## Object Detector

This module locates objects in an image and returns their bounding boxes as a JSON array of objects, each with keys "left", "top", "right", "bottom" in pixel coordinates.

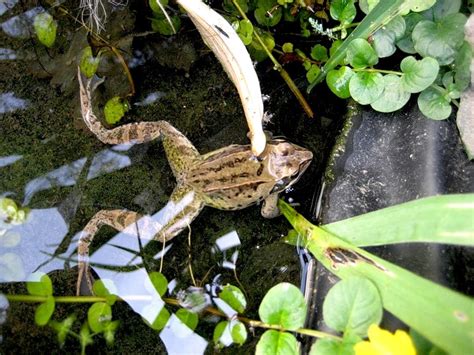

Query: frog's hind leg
[
  {"left": 77, "top": 209, "right": 157, "bottom": 295},
  {"left": 78, "top": 68, "right": 199, "bottom": 177}
]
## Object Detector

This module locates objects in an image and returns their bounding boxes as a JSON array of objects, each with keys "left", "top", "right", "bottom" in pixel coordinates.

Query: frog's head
[{"left": 266, "top": 139, "right": 313, "bottom": 191}]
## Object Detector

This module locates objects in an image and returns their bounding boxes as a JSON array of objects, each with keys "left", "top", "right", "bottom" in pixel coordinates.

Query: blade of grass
[{"left": 279, "top": 200, "right": 474, "bottom": 355}]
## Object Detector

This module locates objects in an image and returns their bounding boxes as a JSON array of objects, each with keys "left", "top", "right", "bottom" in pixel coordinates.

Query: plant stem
[{"left": 231, "top": 0, "right": 314, "bottom": 118}]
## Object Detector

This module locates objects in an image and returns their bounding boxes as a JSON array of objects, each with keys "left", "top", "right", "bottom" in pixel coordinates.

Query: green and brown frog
[{"left": 76, "top": 69, "right": 312, "bottom": 294}]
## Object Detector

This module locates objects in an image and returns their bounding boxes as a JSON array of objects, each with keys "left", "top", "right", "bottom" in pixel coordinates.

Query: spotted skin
[{"left": 76, "top": 68, "right": 312, "bottom": 295}]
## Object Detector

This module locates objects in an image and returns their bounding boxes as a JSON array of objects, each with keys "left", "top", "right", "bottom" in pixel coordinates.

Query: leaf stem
[{"left": 231, "top": 0, "right": 314, "bottom": 118}]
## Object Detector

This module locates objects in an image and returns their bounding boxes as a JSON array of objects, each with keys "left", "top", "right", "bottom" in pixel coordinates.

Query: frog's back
[{"left": 185, "top": 145, "right": 275, "bottom": 210}]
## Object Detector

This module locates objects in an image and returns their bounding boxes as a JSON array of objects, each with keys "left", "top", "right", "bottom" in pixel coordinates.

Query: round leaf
[
  {"left": 93, "top": 279, "right": 117, "bottom": 305},
  {"left": 35, "top": 296, "right": 55, "bottom": 326},
  {"left": 27, "top": 272, "right": 53, "bottom": 296},
  {"left": 254, "top": 6, "right": 282, "bottom": 27},
  {"left": 104, "top": 97, "right": 129, "bottom": 125},
  {"left": 176, "top": 308, "right": 198, "bottom": 331},
  {"left": 145, "top": 306, "right": 170, "bottom": 331},
  {"left": 370, "top": 74, "right": 411, "bottom": 112},
  {"left": 258, "top": 282, "right": 306, "bottom": 330},
  {"left": 282, "top": 42, "right": 293, "bottom": 53},
  {"left": 87, "top": 302, "right": 112, "bottom": 333},
  {"left": 326, "top": 66, "right": 353, "bottom": 99},
  {"left": 323, "top": 277, "right": 382, "bottom": 337},
  {"left": 349, "top": 71, "right": 384, "bottom": 105},
  {"left": 235, "top": 19, "right": 253, "bottom": 45},
  {"left": 346, "top": 38, "right": 378, "bottom": 68},
  {"left": 396, "top": 13, "right": 423, "bottom": 54},
  {"left": 372, "top": 16, "right": 406, "bottom": 58},
  {"left": 309, "top": 338, "right": 355, "bottom": 355},
  {"left": 330, "top": 0, "right": 356, "bottom": 25},
  {"left": 231, "top": 321, "right": 247, "bottom": 345},
  {"left": 417, "top": 87, "right": 452, "bottom": 120},
  {"left": 219, "top": 284, "right": 247, "bottom": 314},
  {"left": 213, "top": 320, "right": 229, "bottom": 345},
  {"left": 310, "top": 44, "right": 328, "bottom": 62},
  {"left": 256, "top": 330, "right": 298, "bottom": 355},
  {"left": 148, "top": 271, "right": 168, "bottom": 297},
  {"left": 412, "top": 14, "right": 467, "bottom": 65},
  {"left": 33, "top": 12, "right": 57, "bottom": 48},
  {"left": 400, "top": 56, "right": 439, "bottom": 93},
  {"left": 80, "top": 47, "right": 101, "bottom": 78},
  {"left": 306, "top": 65, "right": 321, "bottom": 84}
]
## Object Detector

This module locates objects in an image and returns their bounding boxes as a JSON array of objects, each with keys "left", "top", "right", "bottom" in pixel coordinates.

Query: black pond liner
[{"left": 300, "top": 99, "right": 474, "bottom": 352}]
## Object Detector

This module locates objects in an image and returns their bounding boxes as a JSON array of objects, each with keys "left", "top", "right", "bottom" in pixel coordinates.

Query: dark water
[{"left": 0, "top": 1, "right": 343, "bottom": 353}]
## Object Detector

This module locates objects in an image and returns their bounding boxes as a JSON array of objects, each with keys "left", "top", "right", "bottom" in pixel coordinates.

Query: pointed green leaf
[
  {"left": 80, "top": 322, "right": 94, "bottom": 349},
  {"left": 418, "top": 86, "right": 452, "bottom": 120},
  {"left": 370, "top": 74, "right": 411, "bottom": 112},
  {"left": 346, "top": 38, "right": 378, "bottom": 68},
  {"left": 35, "top": 296, "right": 55, "bottom": 326},
  {"left": 349, "top": 71, "right": 384, "bottom": 105},
  {"left": 176, "top": 308, "right": 198, "bottom": 331},
  {"left": 326, "top": 66, "right": 353, "bottom": 99},
  {"left": 33, "top": 12, "right": 57, "bottom": 48},
  {"left": 256, "top": 330, "right": 298, "bottom": 355},
  {"left": 259, "top": 282, "right": 306, "bottom": 330},
  {"left": 27, "top": 272, "right": 53, "bottom": 296},
  {"left": 323, "top": 278, "right": 382, "bottom": 336},
  {"left": 50, "top": 314, "right": 76, "bottom": 346},
  {"left": 88, "top": 302, "right": 112, "bottom": 333}
]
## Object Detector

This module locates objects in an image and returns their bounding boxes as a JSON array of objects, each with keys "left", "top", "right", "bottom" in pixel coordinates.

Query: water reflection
[
  {"left": 0, "top": 92, "right": 29, "bottom": 114},
  {"left": 0, "top": 155, "right": 22, "bottom": 168},
  {"left": 1, "top": 7, "right": 43, "bottom": 38},
  {"left": 0, "top": 0, "right": 19, "bottom": 16},
  {"left": 0, "top": 48, "right": 16, "bottom": 60},
  {"left": 160, "top": 314, "right": 208, "bottom": 354}
]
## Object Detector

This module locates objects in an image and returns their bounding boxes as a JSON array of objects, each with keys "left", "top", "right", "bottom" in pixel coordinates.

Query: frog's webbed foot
[{"left": 261, "top": 192, "right": 281, "bottom": 218}]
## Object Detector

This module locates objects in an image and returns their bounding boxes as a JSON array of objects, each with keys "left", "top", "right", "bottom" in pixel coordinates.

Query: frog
[{"left": 76, "top": 69, "right": 313, "bottom": 294}]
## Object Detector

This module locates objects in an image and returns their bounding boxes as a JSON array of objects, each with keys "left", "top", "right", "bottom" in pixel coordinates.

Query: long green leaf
[
  {"left": 308, "top": 0, "right": 405, "bottom": 91},
  {"left": 279, "top": 200, "right": 473, "bottom": 355},
  {"left": 322, "top": 194, "right": 474, "bottom": 247}
]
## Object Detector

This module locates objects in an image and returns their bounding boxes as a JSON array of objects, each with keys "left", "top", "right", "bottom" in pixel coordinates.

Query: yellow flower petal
[{"left": 354, "top": 324, "right": 417, "bottom": 355}]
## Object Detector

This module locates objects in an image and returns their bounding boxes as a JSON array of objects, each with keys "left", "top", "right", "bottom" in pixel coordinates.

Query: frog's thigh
[
  {"left": 261, "top": 193, "right": 281, "bottom": 218},
  {"left": 155, "top": 184, "right": 204, "bottom": 242}
]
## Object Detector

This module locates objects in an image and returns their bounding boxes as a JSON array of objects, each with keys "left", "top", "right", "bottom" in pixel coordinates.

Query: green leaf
[
  {"left": 412, "top": 13, "right": 467, "bottom": 66},
  {"left": 454, "top": 41, "right": 472, "bottom": 92},
  {"left": 422, "top": 0, "right": 460, "bottom": 20},
  {"left": 248, "top": 30, "right": 275, "bottom": 61},
  {"left": 148, "top": 271, "right": 168, "bottom": 297},
  {"left": 80, "top": 47, "right": 101, "bottom": 78},
  {"left": 223, "top": 0, "right": 249, "bottom": 15},
  {"left": 145, "top": 306, "right": 170, "bottom": 331},
  {"left": 27, "top": 272, "right": 53, "bottom": 296},
  {"left": 370, "top": 74, "right": 411, "bottom": 112},
  {"left": 358, "top": 0, "right": 379, "bottom": 14},
  {"left": 400, "top": 56, "right": 439, "bottom": 93},
  {"left": 306, "top": 65, "right": 321, "bottom": 84},
  {"left": 418, "top": 86, "right": 452, "bottom": 120},
  {"left": 259, "top": 282, "right": 306, "bottom": 330},
  {"left": 87, "top": 302, "right": 112, "bottom": 333},
  {"left": 372, "top": 16, "right": 405, "bottom": 58},
  {"left": 323, "top": 278, "right": 382, "bottom": 336},
  {"left": 151, "top": 15, "right": 181, "bottom": 35},
  {"left": 330, "top": 0, "right": 356, "bottom": 25},
  {"left": 310, "top": 44, "right": 328, "bottom": 62},
  {"left": 396, "top": 13, "right": 423, "bottom": 54},
  {"left": 33, "top": 12, "right": 57, "bottom": 48},
  {"left": 309, "top": 338, "right": 355, "bottom": 355},
  {"left": 219, "top": 284, "right": 247, "bottom": 313},
  {"left": 349, "top": 71, "right": 384, "bottom": 105},
  {"left": 93, "top": 279, "right": 117, "bottom": 306},
  {"left": 282, "top": 42, "right": 293, "bottom": 53},
  {"left": 231, "top": 321, "right": 247, "bottom": 345},
  {"left": 80, "top": 322, "right": 94, "bottom": 349},
  {"left": 104, "top": 97, "right": 129, "bottom": 125},
  {"left": 326, "top": 66, "right": 353, "bottom": 99},
  {"left": 35, "top": 296, "right": 55, "bottom": 326},
  {"left": 256, "top": 330, "right": 298, "bottom": 355},
  {"left": 149, "top": 0, "right": 168, "bottom": 14},
  {"left": 346, "top": 38, "right": 378, "bottom": 68},
  {"left": 254, "top": 6, "right": 282, "bottom": 27},
  {"left": 213, "top": 321, "right": 229, "bottom": 346},
  {"left": 50, "top": 314, "right": 76, "bottom": 346},
  {"left": 234, "top": 19, "right": 253, "bottom": 46},
  {"left": 103, "top": 320, "right": 120, "bottom": 345},
  {"left": 279, "top": 199, "right": 474, "bottom": 355},
  {"left": 405, "top": 0, "right": 436, "bottom": 12},
  {"left": 176, "top": 309, "right": 198, "bottom": 331}
]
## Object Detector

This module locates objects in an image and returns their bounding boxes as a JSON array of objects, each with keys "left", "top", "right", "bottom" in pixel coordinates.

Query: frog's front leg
[
  {"left": 78, "top": 68, "right": 199, "bottom": 177},
  {"left": 261, "top": 192, "right": 281, "bottom": 218}
]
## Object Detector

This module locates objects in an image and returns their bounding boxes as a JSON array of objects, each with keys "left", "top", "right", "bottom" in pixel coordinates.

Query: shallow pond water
[{"left": 0, "top": 1, "right": 343, "bottom": 353}]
